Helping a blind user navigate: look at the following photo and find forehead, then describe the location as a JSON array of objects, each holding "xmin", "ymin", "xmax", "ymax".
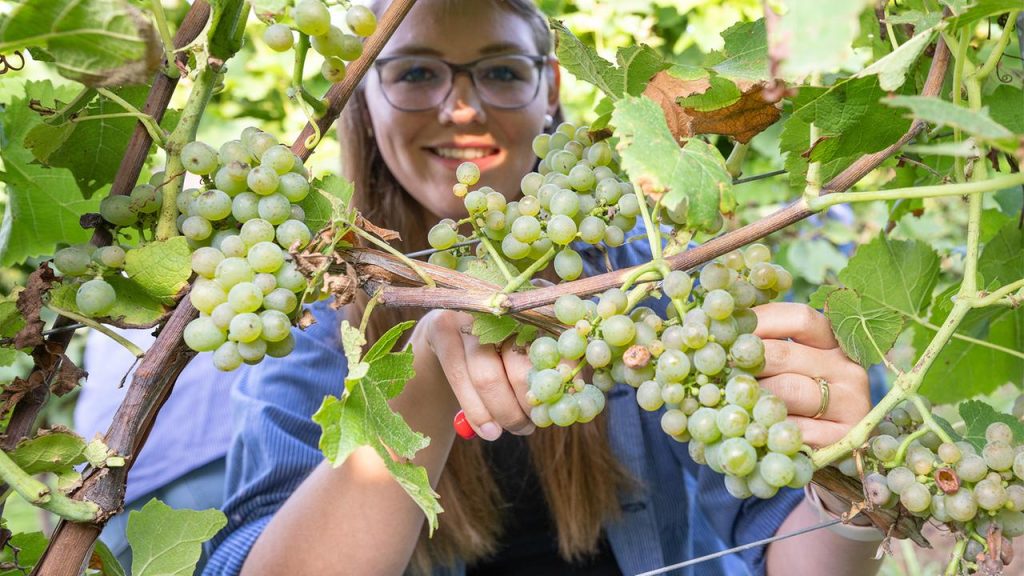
[{"xmin": 379, "ymin": 1, "xmax": 539, "ymax": 60}]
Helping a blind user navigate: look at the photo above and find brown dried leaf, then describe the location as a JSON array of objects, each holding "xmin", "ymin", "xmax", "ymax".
[
  {"xmin": 0, "ymin": 377, "xmax": 36, "ymax": 419},
  {"xmin": 356, "ymin": 214, "xmax": 401, "ymax": 242},
  {"xmin": 642, "ymin": 71, "xmax": 783, "ymax": 144},
  {"xmin": 14, "ymin": 263, "xmax": 58, "ymax": 349}
]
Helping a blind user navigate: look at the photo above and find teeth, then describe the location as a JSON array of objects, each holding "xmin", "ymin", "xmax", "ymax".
[{"xmin": 433, "ymin": 147, "xmax": 493, "ymax": 160}]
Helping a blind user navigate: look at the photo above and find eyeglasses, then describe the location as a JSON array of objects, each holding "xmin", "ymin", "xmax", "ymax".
[{"xmin": 373, "ymin": 53, "xmax": 548, "ymax": 112}]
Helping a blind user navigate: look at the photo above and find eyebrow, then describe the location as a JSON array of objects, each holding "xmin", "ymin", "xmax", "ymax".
[{"xmin": 390, "ymin": 42, "xmax": 536, "ymax": 57}]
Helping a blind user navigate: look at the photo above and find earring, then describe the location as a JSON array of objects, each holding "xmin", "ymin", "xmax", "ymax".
[{"xmin": 543, "ymin": 114, "xmax": 554, "ymax": 129}]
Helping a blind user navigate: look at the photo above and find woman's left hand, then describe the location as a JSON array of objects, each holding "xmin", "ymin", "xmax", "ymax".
[{"xmin": 753, "ymin": 302, "xmax": 871, "ymax": 447}]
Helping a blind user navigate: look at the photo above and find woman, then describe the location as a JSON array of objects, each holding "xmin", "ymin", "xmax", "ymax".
[{"xmin": 204, "ymin": 1, "xmax": 883, "ymax": 574}]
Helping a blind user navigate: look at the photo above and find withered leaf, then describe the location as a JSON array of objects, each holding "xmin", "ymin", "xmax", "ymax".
[{"xmin": 356, "ymin": 214, "xmax": 401, "ymax": 242}]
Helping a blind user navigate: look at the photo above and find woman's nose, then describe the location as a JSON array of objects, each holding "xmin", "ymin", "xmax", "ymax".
[{"xmin": 438, "ymin": 74, "xmax": 487, "ymax": 125}]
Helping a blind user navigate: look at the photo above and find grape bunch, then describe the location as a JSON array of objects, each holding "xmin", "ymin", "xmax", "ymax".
[
  {"xmin": 524, "ymin": 244, "xmax": 808, "ymax": 499},
  {"xmin": 426, "ymin": 121, "xmax": 644, "ymax": 281},
  {"xmin": 262, "ymin": 0, "xmax": 377, "ymax": 83},
  {"xmin": 174, "ymin": 128, "xmax": 315, "ymax": 370},
  {"xmin": 847, "ymin": 400, "xmax": 1024, "ymax": 543}
]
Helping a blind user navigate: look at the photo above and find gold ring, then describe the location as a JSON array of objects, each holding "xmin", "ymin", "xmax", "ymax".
[{"xmin": 812, "ymin": 377, "xmax": 830, "ymax": 419}]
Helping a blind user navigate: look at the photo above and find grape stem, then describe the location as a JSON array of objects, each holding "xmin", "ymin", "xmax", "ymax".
[
  {"xmin": 724, "ymin": 143, "xmax": 748, "ymax": 179},
  {"xmin": 501, "ymin": 247, "xmax": 556, "ymax": 294},
  {"xmin": 46, "ymin": 305, "xmax": 145, "ymax": 358},
  {"xmin": 149, "ymin": 0, "xmax": 180, "ymax": 79},
  {"xmin": 633, "ymin": 182, "xmax": 662, "ymax": 260},
  {"xmin": 944, "ymin": 538, "xmax": 968, "ymax": 576},
  {"xmin": 475, "ymin": 233, "xmax": 515, "ymax": 284},
  {"xmin": 910, "ymin": 395, "xmax": 955, "ymax": 445},
  {"xmin": 0, "ymin": 448, "xmax": 100, "ymax": 523},
  {"xmin": 351, "ymin": 226, "xmax": 436, "ymax": 288},
  {"xmin": 43, "ymin": 87, "xmax": 97, "ymax": 126},
  {"xmin": 291, "ymin": 34, "xmax": 328, "ymax": 117},
  {"xmin": 881, "ymin": 426, "xmax": 929, "ymax": 469},
  {"xmin": 805, "ymin": 173, "xmax": 1024, "ymax": 212},
  {"xmin": 973, "ymin": 11, "xmax": 1019, "ymax": 82},
  {"xmin": 968, "ymin": 277, "xmax": 1024, "ymax": 308},
  {"xmin": 95, "ymin": 88, "xmax": 168, "ymax": 148}
]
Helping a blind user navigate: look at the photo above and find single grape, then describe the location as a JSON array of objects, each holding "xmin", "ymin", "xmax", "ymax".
[
  {"xmin": 693, "ymin": 342, "xmax": 727, "ymax": 376},
  {"xmin": 455, "ymin": 162, "xmax": 481, "ymax": 186},
  {"xmin": 975, "ymin": 478, "xmax": 1008, "ymax": 511},
  {"xmin": 603, "ymin": 225, "xmax": 625, "ymax": 247},
  {"xmin": 258, "ymin": 194, "xmax": 292, "ymax": 225},
  {"xmin": 699, "ymin": 263, "xmax": 731, "ymax": 291},
  {"xmin": 661, "ymin": 409, "xmax": 688, "ymax": 437},
  {"xmin": 184, "ymin": 317, "xmax": 227, "ymax": 352},
  {"xmin": 322, "ymin": 57, "xmax": 346, "ymax": 83},
  {"xmin": 983, "ymin": 440, "xmax": 1014, "ymax": 472},
  {"xmin": 767, "ymin": 420, "xmax": 802, "ymax": 456},
  {"xmin": 266, "ymin": 332, "xmax": 296, "ymax": 358},
  {"xmin": 636, "ymin": 380, "xmax": 664, "ymax": 412},
  {"xmin": 546, "ymin": 215, "xmax": 577, "ymax": 245},
  {"xmin": 219, "ymin": 235, "xmax": 247, "ymax": 258},
  {"xmin": 760, "ymin": 452, "xmax": 796, "ymax": 488},
  {"xmin": 789, "ymin": 453, "xmax": 814, "ymax": 489},
  {"xmin": 702, "ymin": 289, "xmax": 735, "ymax": 320},
  {"xmin": 247, "ymin": 166, "xmax": 280, "ymax": 196},
  {"xmin": 731, "ymin": 333, "xmax": 765, "ymax": 370},
  {"xmin": 745, "ymin": 422, "xmax": 768, "ymax": 448},
  {"xmin": 259, "ymin": 310, "xmax": 292, "ymax": 342},
  {"xmin": 870, "ymin": 435, "xmax": 899, "ymax": 462},
  {"xmin": 181, "ymin": 215, "xmax": 212, "ymax": 241},
  {"xmin": 263, "ymin": 23, "xmax": 294, "ymax": 52},
  {"xmin": 529, "ymin": 337, "xmax": 560, "ymax": 370},
  {"xmin": 99, "ymin": 195, "xmax": 138, "ymax": 227},
  {"xmin": 238, "ymin": 339, "xmax": 267, "ymax": 364},
  {"xmin": 275, "ymin": 261, "xmax": 307, "ymax": 292},
  {"xmin": 554, "ymin": 248, "xmax": 582, "ymax": 281},
  {"xmin": 752, "ymin": 394, "xmax": 787, "ymax": 427},
  {"xmin": 240, "ymin": 218, "xmax": 276, "ymax": 246},
  {"xmin": 428, "ymin": 222, "xmax": 458, "ymax": 251},
  {"xmin": 655, "ymin": 350, "xmax": 690, "ymax": 383},
  {"xmin": 687, "ymin": 407, "xmax": 721, "ymax": 444},
  {"xmin": 95, "ymin": 245, "xmax": 126, "ymax": 269},
  {"xmin": 956, "ymin": 453, "xmax": 989, "ymax": 483},
  {"xmin": 885, "ymin": 467, "xmax": 916, "ymax": 495},
  {"xmin": 129, "ymin": 184, "xmax": 161, "ymax": 214},
  {"xmin": 248, "ymin": 241, "xmax": 285, "ymax": 274},
  {"xmin": 190, "ymin": 278, "xmax": 228, "ymax": 314},
  {"xmin": 293, "ymin": 0, "xmax": 331, "ymax": 36},
  {"xmin": 264, "ymin": 288, "xmax": 298, "ymax": 314},
  {"xmin": 718, "ymin": 437, "xmax": 757, "ymax": 477},
  {"xmin": 748, "ymin": 262, "xmax": 778, "ymax": 290},
  {"xmin": 210, "ymin": 302, "xmax": 236, "ymax": 331},
  {"xmin": 229, "ymin": 312, "xmax": 263, "ymax": 343},
  {"xmin": 946, "ymin": 488, "xmax": 978, "ymax": 522},
  {"xmin": 697, "ymin": 383, "xmax": 722, "ymax": 407},
  {"xmin": 54, "ymin": 246, "xmax": 92, "ymax": 276},
  {"xmin": 557, "ymin": 329, "xmax": 587, "ymax": 360},
  {"xmin": 743, "ymin": 243, "xmax": 771, "ymax": 267},
  {"xmin": 261, "ymin": 145, "xmax": 296, "ymax": 175},
  {"xmin": 346, "ymin": 4, "xmax": 377, "ymax": 37},
  {"xmin": 602, "ymin": 315, "xmax": 636, "ymax": 348},
  {"xmin": 213, "ymin": 341, "xmax": 243, "ymax": 371},
  {"xmin": 585, "ymin": 339, "xmax": 612, "ymax": 369},
  {"xmin": 195, "ymin": 189, "xmax": 232, "ymax": 221},
  {"xmin": 231, "ymin": 192, "xmax": 261, "ymax": 223},
  {"xmin": 501, "ymin": 235, "xmax": 530, "ymax": 260},
  {"xmin": 549, "ymin": 394, "xmax": 581, "ymax": 427},
  {"xmin": 215, "ymin": 257, "xmax": 255, "ymax": 289},
  {"xmin": 76, "ymin": 278, "xmax": 116, "ymax": 317},
  {"xmin": 900, "ymin": 482, "xmax": 933, "ymax": 514},
  {"xmin": 276, "ymin": 220, "xmax": 312, "ymax": 250},
  {"xmin": 716, "ymin": 404, "xmax": 750, "ymax": 438},
  {"xmin": 181, "ymin": 141, "xmax": 218, "ymax": 175},
  {"xmin": 228, "ymin": 282, "xmax": 264, "ymax": 313}
]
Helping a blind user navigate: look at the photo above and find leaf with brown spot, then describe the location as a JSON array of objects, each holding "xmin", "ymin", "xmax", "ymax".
[{"xmin": 14, "ymin": 263, "xmax": 58, "ymax": 349}]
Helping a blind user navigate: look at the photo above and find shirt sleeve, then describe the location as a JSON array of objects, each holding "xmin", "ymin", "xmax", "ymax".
[{"xmin": 203, "ymin": 303, "xmax": 349, "ymax": 576}]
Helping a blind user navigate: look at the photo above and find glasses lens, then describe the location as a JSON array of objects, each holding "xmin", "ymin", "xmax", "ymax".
[
  {"xmin": 378, "ymin": 57, "xmax": 452, "ymax": 111},
  {"xmin": 473, "ymin": 55, "xmax": 542, "ymax": 109}
]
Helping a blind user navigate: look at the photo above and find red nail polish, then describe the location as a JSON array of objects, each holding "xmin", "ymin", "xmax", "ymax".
[{"xmin": 453, "ymin": 410, "xmax": 476, "ymax": 439}]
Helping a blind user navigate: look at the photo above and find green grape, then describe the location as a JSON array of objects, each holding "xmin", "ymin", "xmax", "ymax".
[
  {"xmin": 95, "ymin": 245, "xmax": 126, "ymax": 269},
  {"xmin": 975, "ymin": 478, "xmax": 1008, "ymax": 511},
  {"xmin": 228, "ymin": 282, "xmax": 264, "ymax": 313},
  {"xmin": 661, "ymin": 409, "xmax": 688, "ymax": 437},
  {"xmin": 554, "ymin": 295, "xmax": 586, "ymax": 326},
  {"xmin": 427, "ymin": 222, "xmax": 457, "ymax": 251},
  {"xmin": 758, "ymin": 453, "xmax": 795, "ymax": 488},
  {"xmin": 455, "ymin": 161, "xmax": 481, "ymax": 186},
  {"xmin": 870, "ymin": 435, "xmax": 899, "ymax": 463},
  {"xmin": 662, "ymin": 271, "xmax": 692, "ymax": 301},
  {"xmin": 229, "ymin": 312, "xmax": 263, "ymax": 343},
  {"xmin": 603, "ymin": 225, "xmax": 625, "ymax": 247},
  {"xmin": 956, "ymin": 454, "xmax": 988, "ymax": 483},
  {"xmin": 76, "ymin": 278, "xmax": 116, "ymax": 317},
  {"xmin": 215, "ymin": 257, "xmax": 255, "ymax": 289},
  {"xmin": 986, "ymin": 422, "xmax": 1014, "ymax": 444},
  {"xmin": 699, "ymin": 263, "xmax": 731, "ymax": 291},
  {"xmin": 743, "ymin": 243, "xmax": 771, "ymax": 267},
  {"xmin": 248, "ymin": 241, "xmax": 285, "ymax": 274},
  {"xmin": 906, "ymin": 446, "xmax": 935, "ymax": 475},
  {"xmin": 864, "ymin": 473, "xmax": 891, "ymax": 506},
  {"xmin": 680, "ymin": 323, "xmax": 708, "ymax": 350},
  {"xmin": 945, "ymin": 488, "xmax": 978, "ymax": 522},
  {"xmin": 531, "ymin": 133, "xmax": 550, "ymax": 159},
  {"xmin": 983, "ymin": 441, "xmax": 1014, "ymax": 471},
  {"xmin": 685, "ymin": 308, "xmax": 711, "ymax": 328},
  {"xmin": 54, "ymin": 246, "xmax": 93, "ymax": 276},
  {"xmin": 259, "ymin": 310, "xmax": 292, "ymax": 342},
  {"xmin": 181, "ymin": 141, "xmax": 218, "ymax": 175},
  {"xmin": 549, "ymin": 394, "xmax": 581, "ymax": 427},
  {"xmin": 752, "ymin": 394, "xmax": 787, "ymax": 428},
  {"xmin": 789, "ymin": 453, "xmax": 814, "ymax": 489},
  {"xmin": 219, "ymin": 235, "xmax": 247, "ymax": 258},
  {"xmin": 129, "ymin": 184, "xmax": 161, "ymax": 214},
  {"xmin": 216, "ymin": 164, "xmax": 250, "ymax": 196},
  {"xmin": 346, "ymin": 4, "xmax": 376, "ymax": 37},
  {"xmin": 293, "ymin": 0, "xmax": 331, "ymax": 36},
  {"xmin": 748, "ymin": 262, "xmax": 777, "ymax": 290},
  {"xmin": 238, "ymin": 339, "xmax": 267, "ymax": 364},
  {"xmin": 428, "ymin": 250, "xmax": 457, "ymax": 268},
  {"xmin": 100, "ymin": 195, "xmax": 138, "ymax": 227},
  {"xmin": 697, "ymin": 383, "xmax": 722, "ymax": 407},
  {"xmin": 661, "ymin": 382, "xmax": 686, "ymax": 405},
  {"xmin": 264, "ymin": 287, "xmax": 298, "ymax": 314},
  {"xmin": 688, "ymin": 407, "xmax": 721, "ymax": 444},
  {"xmin": 937, "ymin": 442, "xmax": 962, "ymax": 465},
  {"xmin": 597, "ymin": 289, "xmax": 627, "ymax": 319},
  {"xmin": 725, "ymin": 374, "xmax": 759, "ymax": 410},
  {"xmin": 693, "ymin": 342, "xmax": 727, "ymax": 376},
  {"xmin": 261, "ymin": 145, "xmax": 296, "ymax": 175},
  {"xmin": 702, "ymin": 289, "xmax": 735, "ymax": 321},
  {"xmin": 727, "ymin": 280, "xmax": 758, "ymax": 310},
  {"xmin": 557, "ymin": 329, "xmax": 586, "ymax": 360},
  {"xmin": 263, "ymin": 23, "xmax": 294, "ymax": 51},
  {"xmin": 719, "ymin": 437, "xmax": 757, "ymax": 477},
  {"xmin": 548, "ymin": 189, "xmax": 579, "ymax": 217},
  {"xmin": 595, "ymin": 178, "xmax": 621, "ymax": 205},
  {"xmin": 275, "ymin": 261, "xmax": 307, "ymax": 292},
  {"xmin": 636, "ymin": 380, "xmax": 664, "ymax": 412},
  {"xmin": 655, "ymin": 350, "xmax": 690, "ymax": 383},
  {"xmin": 716, "ymin": 404, "xmax": 750, "ymax": 438},
  {"xmin": 554, "ymin": 248, "xmax": 583, "ymax": 281},
  {"xmin": 529, "ymin": 369, "xmax": 562, "ymax": 403},
  {"xmin": 745, "ymin": 422, "xmax": 768, "ymax": 448},
  {"xmin": 247, "ymin": 166, "xmax": 280, "ymax": 196},
  {"xmin": 322, "ymin": 57, "xmax": 346, "ymax": 83},
  {"xmin": 181, "ymin": 216, "xmax": 213, "ymax": 241},
  {"xmin": 568, "ymin": 165, "xmax": 595, "ymax": 192},
  {"xmin": 195, "ymin": 189, "xmax": 232, "ymax": 221},
  {"xmin": 184, "ymin": 317, "xmax": 227, "ymax": 352},
  {"xmin": 266, "ymin": 332, "xmax": 296, "ymax": 357},
  {"xmin": 277, "ymin": 173, "xmax": 310, "ymax": 203},
  {"xmin": 575, "ymin": 216, "xmax": 603, "ymax": 245},
  {"xmin": 709, "ymin": 317, "xmax": 739, "ymax": 348},
  {"xmin": 767, "ymin": 420, "xmax": 802, "ymax": 456},
  {"xmin": 885, "ymin": 466, "xmax": 915, "ymax": 494},
  {"xmin": 730, "ymin": 333, "xmax": 765, "ymax": 370},
  {"xmin": 587, "ymin": 140, "xmax": 612, "ymax": 166},
  {"xmin": 276, "ymin": 220, "xmax": 312, "ymax": 250},
  {"xmin": 897, "ymin": 482, "xmax": 931, "ymax": 515},
  {"xmin": 256, "ymin": 274, "xmax": 279, "ymax": 295},
  {"xmin": 240, "ymin": 218, "xmax": 276, "ymax": 246},
  {"xmin": 773, "ymin": 266, "xmax": 793, "ymax": 292},
  {"xmin": 724, "ymin": 475, "xmax": 753, "ymax": 499},
  {"xmin": 291, "ymin": 205, "xmax": 306, "ymax": 221},
  {"xmin": 546, "ymin": 215, "xmax": 577, "ymax": 245},
  {"xmin": 1015, "ymin": 452, "xmax": 1024, "ymax": 481},
  {"xmin": 576, "ymin": 385, "xmax": 606, "ymax": 423},
  {"xmin": 616, "ymin": 194, "xmax": 639, "ymax": 218},
  {"xmin": 602, "ymin": 315, "xmax": 636, "ymax": 348},
  {"xmin": 258, "ymin": 194, "xmax": 292, "ymax": 225},
  {"xmin": 547, "ymin": 150, "xmax": 576, "ymax": 174},
  {"xmin": 529, "ymin": 337, "xmax": 560, "ymax": 370},
  {"xmin": 500, "ymin": 235, "xmax": 529, "ymax": 260},
  {"xmin": 190, "ymin": 278, "xmax": 228, "ymax": 314},
  {"xmin": 213, "ymin": 341, "xmax": 243, "ymax": 371},
  {"xmin": 585, "ymin": 339, "xmax": 612, "ymax": 368}
]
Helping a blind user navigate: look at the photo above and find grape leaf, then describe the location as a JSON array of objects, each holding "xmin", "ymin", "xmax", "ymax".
[
  {"xmin": 854, "ymin": 25, "xmax": 939, "ymax": 91},
  {"xmin": 470, "ymin": 313, "xmax": 519, "ymax": 345},
  {"xmin": 782, "ymin": 239, "xmax": 848, "ymax": 285},
  {"xmin": 884, "ymin": 96, "xmax": 1017, "ymax": 150},
  {"xmin": 948, "ymin": 0, "xmax": 1024, "ymax": 30},
  {"xmin": 0, "ymin": 81, "xmax": 103, "ymax": 267},
  {"xmin": 301, "ymin": 174, "xmax": 354, "ymax": 233},
  {"xmin": 8, "ymin": 429, "xmax": 87, "ymax": 475},
  {"xmin": 0, "ymin": 294, "xmax": 27, "ymax": 367},
  {"xmin": 988, "ymin": 84, "xmax": 1024, "ymax": 136},
  {"xmin": 707, "ymin": 20, "xmax": 770, "ymax": 82},
  {"xmin": 549, "ymin": 20, "xmax": 667, "ymax": 100},
  {"xmin": 814, "ymin": 237, "xmax": 940, "ymax": 365},
  {"xmin": 0, "ymin": 0, "xmax": 161, "ymax": 87},
  {"xmin": 611, "ymin": 95, "xmax": 734, "ymax": 232},
  {"xmin": 462, "ymin": 257, "xmax": 508, "ymax": 287},
  {"xmin": 126, "ymin": 499, "xmax": 226, "ymax": 576},
  {"xmin": 676, "ymin": 74, "xmax": 742, "ymax": 112},
  {"xmin": 91, "ymin": 539, "xmax": 126, "ymax": 576},
  {"xmin": 124, "ymin": 237, "xmax": 192, "ymax": 305},
  {"xmin": 769, "ymin": 0, "xmax": 873, "ymax": 81},
  {"xmin": 0, "ymin": 532, "xmax": 48, "ymax": 576},
  {"xmin": 958, "ymin": 399, "xmax": 1024, "ymax": 450},
  {"xmin": 616, "ymin": 45, "xmax": 668, "ymax": 97},
  {"xmin": 314, "ymin": 320, "xmax": 440, "ymax": 532}
]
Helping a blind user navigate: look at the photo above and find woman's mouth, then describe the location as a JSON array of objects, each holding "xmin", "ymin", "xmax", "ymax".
[{"xmin": 426, "ymin": 146, "xmax": 503, "ymax": 171}]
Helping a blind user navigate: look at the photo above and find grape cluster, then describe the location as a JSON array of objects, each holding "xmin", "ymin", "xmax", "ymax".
[
  {"xmin": 524, "ymin": 244, "xmax": 807, "ymax": 498},
  {"xmin": 846, "ymin": 400, "xmax": 1024, "ymax": 541},
  {"xmin": 426, "ymin": 121, "xmax": 643, "ymax": 281},
  {"xmin": 175, "ymin": 128, "xmax": 314, "ymax": 370},
  {"xmin": 262, "ymin": 0, "xmax": 376, "ymax": 83}
]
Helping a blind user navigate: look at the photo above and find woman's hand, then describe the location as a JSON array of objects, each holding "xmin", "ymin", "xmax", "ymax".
[
  {"xmin": 753, "ymin": 302, "xmax": 871, "ymax": 447},
  {"xmin": 413, "ymin": 309, "xmax": 536, "ymax": 441}
]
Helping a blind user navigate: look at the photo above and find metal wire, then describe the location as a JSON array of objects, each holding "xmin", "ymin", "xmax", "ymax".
[
  {"xmin": 733, "ymin": 168, "xmax": 787, "ymax": 185},
  {"xmin": 634, "ymin": 518, "xmax": 842, "ymax": 576}
]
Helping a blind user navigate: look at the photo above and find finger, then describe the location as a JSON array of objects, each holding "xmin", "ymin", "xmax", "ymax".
[
  {"xmin": 459, "ymin": 329, "xmax": 534, "ymax": 436},
  {"xmin": 758, "ymin": 373, "xmax": 830, "ymax": 420},
  {"xmin": 428, "ymin": 315, "xmax": 501, "ymax": 440},
  {"xmin": 753, "ymin": 303, "xmax": 839, "ymax": 350},
  {"xmin": 788, "ymin": 416, "xmax": 852, "ymax": 448},
  {"xmin": 501, "ymin": 339, "xmax": 534, "ymax": 417},
  {"xmin": 759, "ymin": 339, "xmax": 855, "ymax": 381}
]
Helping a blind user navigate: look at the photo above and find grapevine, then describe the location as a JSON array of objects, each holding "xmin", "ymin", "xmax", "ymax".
[{"xmin": 0, "ymin": 1, "xmax": 1022, "ymax": 576}]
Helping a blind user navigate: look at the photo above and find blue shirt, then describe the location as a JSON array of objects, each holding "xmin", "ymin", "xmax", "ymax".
[{"xmin": 203, "ymin": 240, "xmax": 804, "ymax": 576}]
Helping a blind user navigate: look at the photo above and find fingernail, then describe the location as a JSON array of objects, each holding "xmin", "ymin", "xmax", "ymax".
[
  {"xmin": 479, "ymin": 422, "xmax": 502, "ymax": 441},
  {"xmin": 453, "ymin": 411, "xmax": 475, "ymax": 439}
]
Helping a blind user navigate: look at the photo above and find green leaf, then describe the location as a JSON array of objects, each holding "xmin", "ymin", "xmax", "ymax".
[
  {"xmin": 783, "ymin": 239, "xmax": 848, "ymax": 285},
  {"xmin": 549, "ymin": 20, "xmax": 667, "ymax": 100},
  {"xmin": 978, "ymin": 219, "xmax": 1024, "ymax": 285},
  {"xmin": 302, "ymin": 174, "xmax": 354, "ymax": 233},
  {"xmin": 366, "ymin": 349, "xmax": 415, "ymax": 399},
  {"xmin": 515, "ymin": 324, "xmax": 539, "ymax": 347},
  {"xmin": 313, "ymin": 393, "xmax": 368, "ymax": 464},
  {"xmin": 824, "ymin": 288, "xmax": 906, "ymax": 365},
  {"xmin": 363, "ymin": 320, "xmax": 415, "ymax": 364},
  {"xmin": 948, "ymin": 0, "xmax": 1024, "ymax": 29},
  {"xmin": 988, "ymin": 84, "xmax": 1024, "ymax": 135},
  {"xmin": 615, "ymin": 45, "xmax": 669, "ymax": 97},
  {"xmin": 126, "ymin": 499, "xmax": 226, "ymax": 576},
  {"xmin": 958, "ymin": 399, "xmax": 1024, "ymax": 450},
  {"xmin": 340, "ymin": 319, "xmax": 369, "ymax": 380},
  {"xmin": 462, "ymin": 257, "xmax": 508, "ymax": 287},
  {"xmin": 0, "ymin": 294, "xmax": 27, "ymax": 367},
  {"xmin": 884, "ymin": 95, "xmax": 1017, "ymax": 148},
  {"xmin": 470, "ymin": 313, "xmax": 519, "ymax": 345},
  {"xmin": 24, "ymin": 86, "xmax": 158, "ymax": 197},
  {"xmin": 124, "ymin": 237, "xmax": 192, "ymax": 305},
  {"xmin": 611, "ymin": 95, "xmax": 734, "ymax": 232},
  {"xmin": 707, "ymin": 20, "xmax": 769, "ymax": 82},
  {"xmin": 378, "ymin": 450, "xmax": 442, "ymax": 534},
  {"xmin": 92, "ymin": 538, "xmax": 127, "ymax": 576},
  {"xmin": 855, "ymin": 26, "xmax": 940, "ymax": 91},
  {"xmin": 770, "ymin": 0, "xmax": 874, "ymax": 80},
  {"xmin": 8, "ymin": 429, "xmax": 87, "ymax": 475},
  {"xmin": 0, "ymin": 0, "xmax": 160, "ymax": 87},
  {"xmin": 0, "ymin": 81, "xmax": 104, "ymax": 266},
  {"xmin": 0, "ymin": 532, "xmax": 48, "ymax": 576},
  {"xmin": 677, "ymin": 74, "xmax": 742, "ymax": 112},
  {"xmin": 49, "ymin": 276, "xmax": 169, "ymax": 328}
]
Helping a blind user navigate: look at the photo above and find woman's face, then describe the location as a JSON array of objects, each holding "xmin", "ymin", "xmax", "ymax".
[{"xmin": 365, "ymin": 1, "xmax": 559, "ymax": 221}]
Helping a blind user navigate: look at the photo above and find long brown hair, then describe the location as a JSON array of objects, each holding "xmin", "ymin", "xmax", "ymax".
[{"xmin": 341, "ymin": 1, "xmax": 634, "ymax": 572}]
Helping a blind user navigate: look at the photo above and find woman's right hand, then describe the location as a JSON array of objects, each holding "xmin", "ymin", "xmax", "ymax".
[{"xmin": 411, "ymin": 309, "xmax": 536, "ymax": 441}]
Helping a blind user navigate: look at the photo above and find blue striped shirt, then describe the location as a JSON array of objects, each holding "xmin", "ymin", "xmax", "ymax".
[{"xmin": 204, "ymin": 240, "xmax": 804, "ymax": 576}]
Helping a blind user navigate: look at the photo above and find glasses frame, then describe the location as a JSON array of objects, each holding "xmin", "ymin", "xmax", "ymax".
[{"xmin": 373, "ymin": 53, "xmax": 549, "ymax": 112}]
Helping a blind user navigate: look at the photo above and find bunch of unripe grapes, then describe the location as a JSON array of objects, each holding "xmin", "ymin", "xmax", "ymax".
[
  {"xmin": 262, "ymin": 0, "xmax": 377, "ymax": 83},
  {"xmin": 851, "ymin": 400, "xmax": 1024, "ymax": 543},
  {"xmin": 524, "ymin": 244, "xmax": 806, "ymax": 499},
  {"xmin": 175, "ymin": 127, "xmax": 314, "ymax": 370},
  {"xmin": 425, "ymin": 121, "xmax": 642, "ymax": 281}
]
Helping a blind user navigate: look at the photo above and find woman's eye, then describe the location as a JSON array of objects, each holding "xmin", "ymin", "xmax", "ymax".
[
  {"xmin": 398, "ymin": 67, "xmax": 434, "ymax": 82},
  {"xmin": 481, "ymin": 66, "xmax": 521, "ymax": 82}
]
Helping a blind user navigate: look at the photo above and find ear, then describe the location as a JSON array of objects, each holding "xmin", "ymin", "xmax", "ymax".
[{"xmin": 546, "ymin": 57, "xmax": 561, "ymax": 117}]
